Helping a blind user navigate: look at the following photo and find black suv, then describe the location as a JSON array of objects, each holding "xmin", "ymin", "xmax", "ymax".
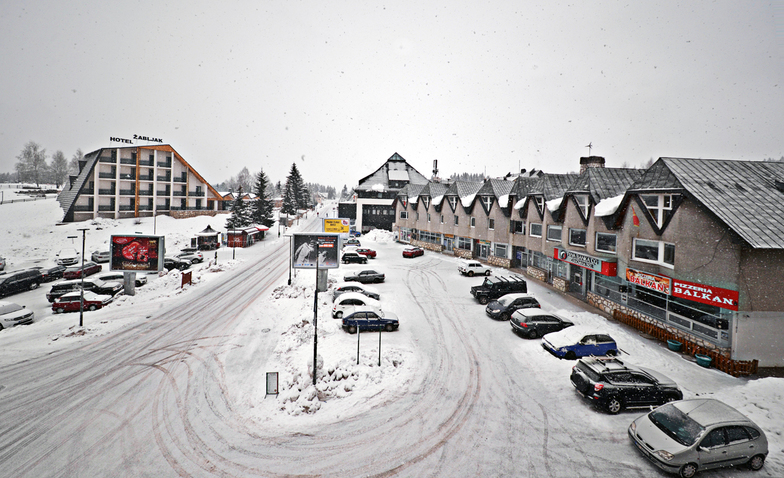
[
  {"xmin": 470, "ymin": 274, "xmax": 527, "ymax": 304},
  {"xmin": 570, "ymin": 357, "xmax": 683, "ymax": 414},
  {"xmin": 0, "ymin": 269, "xmax": 44, "ymax": 297}
]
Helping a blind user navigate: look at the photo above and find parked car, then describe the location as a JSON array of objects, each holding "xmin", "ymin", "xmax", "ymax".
[
  {"xmin": 332, "ymin": 282, "xmax": 380, "ymax": 301},
  {"xmin": 55, "ymin": 248, "xmax": 80, "ymax": 266},
  {"xmin": 0, "ymin": 300, "xmax": 34, "ymax": 330},
  {"xmin": 570, "ymin": 356, "xmax": 683, "ymax": 414},
  {"xmin": 46, "ymin": 278, "xmax": 123, "ymax": 302},
  {"xmin": 0, "ymin": 269, "xmax": 44, "ymax": 297},
  {"xmin": 35, "ymin": 264, "xmax": 67, "ymax": 282},
  {"xmin": 458, "ymin": 260, "xmax": 491, "ymax": 277},
  {"xmin": 52, "ymin": 291, "xmax": 113, "ymax": 313},
  {"xmin": 402, "ymin": 246, "xmax": 424, "ymax": 258},
  {"xmin": 343, "ymin": 269, "xmax": 385, "ymax": 284},
  {"xmin": 332, "ymin": 292, "xmax": 382, "ymax": 318},
  {"xmin": 341, "ymin": 307, "xmax": 399, "ymax": 333},
  {"xmin": 343, "ymin": 238, "xmax": 361, "ymax": 248},
  {"xmin": 541, "ymin": 325, "xmax": 618, "ymax": 359},
  {"xmin": 628, "ymin": 398, "xmax": 768, "ymax": 477},
  {"xmin": 470, "ymin": 274, "xmax": 527, "ymax": 304},
  {"xmin": 163, "ymin": 257, "xmax": 191, "ymax": 271},
  {"xmin": 485, "ymin": 293, "xmax": 541, "ymax": 320},
  {"xmin": 354, "ymin": 247, "xmax": 377, "ymax": 259},
  {"xmin": 176, "ymin": 249, "xmax": 204, "ymax": 264},
  {"xmin": 341, "ymin": 251, "xmax": 368, "ymax": 264},
  {"xmin": 96, "ymin": 272, "xmax": 148, "ymax": 287},
  {"xmin": 0, "ymin": 256, "xmax": 6, "ymax": 271},
  {"xmin": 510, "ymin": 308, "xmax": 574, "ymax": 338},
  {"xmin": 63, "ymin": 261, "xmax": 102, "ymax": 280},
  {"xmin": 91, "ymin": 250, "xmax": 111, "ymax": 263}
]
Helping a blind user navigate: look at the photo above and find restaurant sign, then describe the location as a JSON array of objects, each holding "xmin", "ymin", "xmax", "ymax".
[
  {"xmin": 554, "ymin": 248, "xmax": 617, "ymax": 276},
  {"xmin": 672, "ymin": 278, "xmax": 739, "ymax": 311},
  {"xmin": 626, "ymin": 268, "xmax": 671, "ymax": 294}
]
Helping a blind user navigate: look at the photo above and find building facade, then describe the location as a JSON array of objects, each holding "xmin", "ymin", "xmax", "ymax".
[{"xmin": 58, "ymin": 144, "xmax": 224, "ymax": 222}]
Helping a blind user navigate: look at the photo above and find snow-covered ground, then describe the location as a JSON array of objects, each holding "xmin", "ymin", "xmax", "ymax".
[{"xmin": 0, "ymin": 187, "xmax": 782, "ymax": 477}]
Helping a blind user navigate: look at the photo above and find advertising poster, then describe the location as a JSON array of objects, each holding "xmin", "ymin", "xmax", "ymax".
[
  {"xmin": 292, "ymin": 233, "xmax": 340, "ymax": 269},
  {"xmin": 110, "ymin": 235, "xmax": 164, "ymax": 272},
  {"xmin": 323, "ymin": 218, "xmax": 350, "ymax": 234}
]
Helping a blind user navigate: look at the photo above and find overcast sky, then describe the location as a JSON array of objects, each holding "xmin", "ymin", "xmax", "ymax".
[{"xmin": 2, "ymin": 1, "xmax": 782, "ymax": 189}]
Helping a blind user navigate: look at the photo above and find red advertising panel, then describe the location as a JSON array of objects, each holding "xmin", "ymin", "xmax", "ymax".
[
  {"xmin": 626, "ymin": 268, "xmax": 671, "ymax": 294},
  {"xmin": 110, "ymin": 235, "xmax": 164, "ymax": 272},
  {"xmin": 672, "ymin": 279, "xmax": 739, "ymax": 311}
]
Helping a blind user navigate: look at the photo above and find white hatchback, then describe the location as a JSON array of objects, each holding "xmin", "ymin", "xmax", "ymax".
[{"xmin": 332, "ymin": 292, "xmax": 381, "ymax": 318}]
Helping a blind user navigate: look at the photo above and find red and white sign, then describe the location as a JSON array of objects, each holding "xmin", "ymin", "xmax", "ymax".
[
  {"xmin": 555, "ymin": 248, "xmax": 617, "ymax": 276},
  {"xmin": 626, "ymin": 268, "xmax": 671, "ymax": 294},
  {"xmin": 672, "ymin": 279, "xmax": 739, "ymax": 311}
]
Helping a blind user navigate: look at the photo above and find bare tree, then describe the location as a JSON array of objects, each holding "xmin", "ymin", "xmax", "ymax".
[
  {"xmin": 69, "ymin": 148, "xmax": 84, "ymax": 175},
  {"xmin": 49, "ymin": 151, "xmax": 69, "ymax": 188},
  {"xmin": 236, "ymin": 167, "xmax": 252, "ymax": 194},
  {"xmin": 15, "ymin": 141, "xmax": 48, "ymax": 187}
]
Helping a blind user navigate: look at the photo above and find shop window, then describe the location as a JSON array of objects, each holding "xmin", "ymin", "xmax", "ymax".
[
  {"xmin": 596, "ymin": 232, "xmax": 617, "ymax": 253},
  {"xmin": 569, "ymin": 228, "xmax": 586, "ymax": 246},
  {"xmin": 530, "ymin": 223, "xmax": 542, "ymax": 237},
  {"xmin": 632, "ymin": 238, "xmax": 675, "ymax": 267},
  {"xmin": 640, "ymin": 193, "xmax": 674, "ymax": 228},
  {"xmin": 489, "ymin": 218, "xmax": 495, "ymax": 230},
  {"xmin": 494, "ymin": 243, "xmax": 508, "ymax": 258},
  {"xmin": 457, "ymin": 236, "xmax": 472, "ymax": 250},
  {"xmin": 546, "ymin": 225, "xmax": 562, "ymax": 242}
]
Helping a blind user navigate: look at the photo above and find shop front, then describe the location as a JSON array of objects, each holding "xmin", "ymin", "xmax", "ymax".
[{"xmin": 553, "ymin": 248, "xmax": 618, "ymax": 298}]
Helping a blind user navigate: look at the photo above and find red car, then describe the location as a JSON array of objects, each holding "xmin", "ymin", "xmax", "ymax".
[
  {"xmin": 51, "ymin": 291, "xmax": 113, "ymax": 313},
  {"xmin": 355, "ymin": 247, "xmax": 377, "ymax": 258},
  {"xmin": 402, "ymin": 246, "xmax": 424, "ymax": 258},
  {"xmin": 62, "ymin": 261, "xmax": 102, "ymax": 280}
]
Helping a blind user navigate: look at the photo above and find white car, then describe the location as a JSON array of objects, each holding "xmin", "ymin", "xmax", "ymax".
[
  {"xmin": 332, "ymin": 282, "xmax": 380, "ymax": 301},
  {"xmin": 332, "ymin": 292, "xmax": 382, "ymax": 318},
  {"xmin": 0, "ymin": 300, "xmax": 34, "ymax": 330},
  {"xmin": 56, "ymin": 248, "xmax": 80, "ymax": 266},
  {"xmin": 176, "ymin": 248, "xmax": 204, "ymax": 264},
  {"xmin": 458, "ymin": 260, "xmax": 491, "ymax": 277}
]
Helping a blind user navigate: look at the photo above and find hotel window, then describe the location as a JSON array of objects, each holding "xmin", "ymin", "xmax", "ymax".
[
  {"xmin": 546, "ymin": 225, "xmax": 562, "ymax": 242},
  {"xmin": 632, "ymin": 238, "xmax": 675, "ymax": 267},
  {"xmin": 470, "ymin": 217, "xmax": 476, "ymax": 228},
  {"xmin": 574, "ymin": 195, "xmax": 590, "ymax": 219},
  {"xmin": 454, "ymin": 215, "xmax": 459, "ymax": 226},
  {"xmin": 530, "ymin": 223, "xmax": 542, "ymax": 237},
  {"xmin": 488, "ymin": 218, "xmax": 495, "ymax": 230},
  {"xmin": 595, "ymin": 232, "xmax": 617, "ymax": 253},
  {"xmin": 569, "ymin": 228, "xmax": 586, "ymax": 246},
  {"xmin": 640, "ymin": 193, "xmax": 674, "ymax": 228}
]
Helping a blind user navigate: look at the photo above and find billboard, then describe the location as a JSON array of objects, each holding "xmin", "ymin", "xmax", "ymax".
[
  {"xmin": 323, "ymin": 218, "xmax": 350, "ymax": 234},
  {"xmin": 292, "ymin": 233, "xmax": 340, "ymax": 269},
  {"xmin": 110, "ymin": 235, "xmax": 164, "ymax": 272}
]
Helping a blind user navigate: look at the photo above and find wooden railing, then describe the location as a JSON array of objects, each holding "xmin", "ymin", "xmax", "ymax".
[{"xmin": 612, "ymin": 310, "xmax": 758, "ymax": 377}]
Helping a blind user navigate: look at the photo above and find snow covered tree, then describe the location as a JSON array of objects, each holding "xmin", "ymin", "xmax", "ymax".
[
  {"xmin": 250, "ymin": 169, "xmax": 275, "ymax": 227},
  {"xmin": 225, "ymin": 186, "xmax": 252, "ymax": 229},
  {"xmin": 281, "ymin": 162, "xmax": 305, "ymax": 215}
]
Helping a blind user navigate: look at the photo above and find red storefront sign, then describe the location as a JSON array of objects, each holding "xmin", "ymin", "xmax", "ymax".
[
  {"xmin": 672, "ymin": 279, "xmax": 739, "ymax": 311},
  {"xmin": 626, "ymin": 268, "xmax": 671, "ymax": 294},
  {"xmin": 554, "ymin": 248, "xmax": 617, "ymax": 276}
]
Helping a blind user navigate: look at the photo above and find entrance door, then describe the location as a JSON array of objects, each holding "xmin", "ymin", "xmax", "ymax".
[
  {"xmin": 444, "ymin": 237, "xmax": 453, "ymax": 252},
  {"xmin": 477, "ymin": 242, "xmax": 490, "ymax": 259},
  {"xmin": 569, "ymin": 266, "xmax": 584, "ymax": 295}
]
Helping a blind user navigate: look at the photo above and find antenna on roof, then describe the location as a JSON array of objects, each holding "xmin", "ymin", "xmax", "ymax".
[
  {"xmin": 432, "ymin": 159, "xmax": 439, "ymax": 181},
  {"xmin": 586, "ymin": 142, "xmax": 593, "ymax": 155}
]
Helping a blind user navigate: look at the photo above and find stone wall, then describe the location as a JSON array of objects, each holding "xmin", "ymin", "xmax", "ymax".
[
  {"xmin": 454, "ymin": 249, "xmax": 473, "ymax": 260},
  {"xmin": 587, "ymin": 291, "xmax": 729, "ymax": 355},
  {"xmin": 411, "ymin": 239, "xmax": 443, "ymax": 253},
  {"xmin": 171, "ymin": 210, "xmax": 223, "ymax": 219},
  {"xmin": 488, "ymin": 255, "xmax": 511, "ymax": 268},
  {"xmin": 526, "ymin": 266, "xmax": 546, "ymax": 282},
  {"xmin": 552, "ymin": 277, "xmax": 568, "ymax": 292}
]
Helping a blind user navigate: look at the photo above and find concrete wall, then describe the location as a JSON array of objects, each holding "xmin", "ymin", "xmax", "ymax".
[{"xmin": 732, "ymin": 311, "xmax": 784, "ymax": 366}]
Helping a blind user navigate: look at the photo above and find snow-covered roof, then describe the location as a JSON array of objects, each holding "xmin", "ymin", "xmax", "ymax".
[
  {"xmin": 546, "ymin": 197, "xmax": 563, "ymax": 213},
  {"xmin": 594, "ymin": 194, "xmax": 625, "ymax": 217}
]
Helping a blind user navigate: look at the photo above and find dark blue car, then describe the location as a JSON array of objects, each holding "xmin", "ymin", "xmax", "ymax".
[
  {"xmin": 541, "ymin": 325, "xmax": 617, "ymax": 359},
  {"xmin": 341, "ymin": 308, "xmax": 399, "ymax": 334}
]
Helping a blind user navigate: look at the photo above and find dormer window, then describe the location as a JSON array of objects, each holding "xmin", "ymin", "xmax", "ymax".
[
  {"xmin": 481, "ymin": 196, "xmax": 493, "ymax": 211},
  {"xmin": 534, "ymin": 196, "xmax": 544, "ymax": 214},
  {"xmin": 640, "ymin": 193, "xmax": 674, "ymax": 228},
  {"xmin": 422, "ymin": 196, "xmax": 430, "ymax": 209},
  {"xmin": 574, "ymin": 194, "xmax": 590, "ymax": 219},
  {"xmin": 448, "ymin": 196, "xmax": 457, "ymax": 210}
]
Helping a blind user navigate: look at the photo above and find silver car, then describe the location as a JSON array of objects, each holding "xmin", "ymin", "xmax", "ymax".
[{"xmin": 628, "ymin": 398, "xmax": 768, "ymax": 477}]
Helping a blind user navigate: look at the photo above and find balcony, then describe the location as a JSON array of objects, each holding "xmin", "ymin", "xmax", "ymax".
[
  {"xmin": 120, "ymin": 158, "xmax": 136, "ymax": 165},
  {"xmin": 98, "ymin": 171, "xmax": 116, "ymax": 179},
  {"xmin": 138, "ymin": 190, "xmax": 153, "ymax": 196},
  {"xmin": 98, "ymin": 205, "xmax": 115, "ymax": 211},
  {"xmin": 173, "ymin": 176, "xmax": 187, "ymax": 183},
  {"xmin": 157, "ymin": 161, "xmax": 172, "ymax": 168},
  {"xmin": 98, "ymin": 189, "xmax": 116, "ymax": 195},
  {"xmin": 138, "ymin": 174, "xmax": 154, "ymax": 181},
  {"xmin": 173, "ymin": 191, "xmax": 186, "ymax": 197},
  {"xmin": 119, "ymin": 189, "xmax": 136, "ymax": 196},
  {"xmin": 188, "ymin": 191, "xmax": 206, "ymax": 197},
  {"xmin": 139, "ymin": 159, "xmax": 154, "ymax": 167},
  {"xmin": 156, "ymin": 189, "xmax": 170, "ymax": 196},
  {"xmin": 156, "ymin": 175, "xmax": 171, "ymax": 182},
  {"xmin": 99, "ymin": 156, "xmax": 116, "ymax": 164}
]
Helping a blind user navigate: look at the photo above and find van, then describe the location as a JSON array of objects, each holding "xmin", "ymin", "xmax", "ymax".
[{"xmin": 0, "ymin": 269, "xmax": 44, "ymax": 298}]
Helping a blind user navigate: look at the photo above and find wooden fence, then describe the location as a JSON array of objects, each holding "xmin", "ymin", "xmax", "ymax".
[{"xmin": 612, "ymin": 310, "xmax": 758, "ymax": 377}]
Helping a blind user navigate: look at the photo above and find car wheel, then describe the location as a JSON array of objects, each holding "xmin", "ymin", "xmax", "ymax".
[
  {"xmin": 88, "ymin": 305, "xmax": 97, "ymax": 311},
  {"xmin": 529, "ymin": 329, "xmax": 539, "ymax": 339},
  {"xmin": 56, "ymin": 308, "xmax": 64, "ymax": 314},
  {"xmin": 468, "ymin": 270, "xmax": 474, "ymax": 277},
  {"xmin": 500, "ymin": 313, "xmax": 509, "ymax": 321},
  {"xmin": 679, "ymin": 463, "xmax": 698, "ymax": 478},
  {"xmin": 485, "ymin": 270, "xmax": 491, "ymax": 276},
  {"xmin": 478, "ymin": 296, "xmax": 489, "ymax": 305},
  {"xmin": 606, "ymin": 397, "xmax": 623, "ymax": 414},
  {"xmin": 30, "ymin": 282, "xmax": 40, "ymax": 290},
  {"xmin": 748, "ymin": 454, "xmax": 765, "ymax": 471},
  {"xmin": 191, "ymin": 259, "xmax": 198, "ymax": 264},
  {"xmin": 348, "ymin": 325, "xmax": 357, "ymax": 334},
  {"xmin": 565, "ymin": 351, "xmax": 577, "ymax": 360},
  {"xmin": 385, "ymin": 324, "xmax": 394, "ymax": 332},
  {"xmin": 335, "ymin": 311, "xmax": 343, "ymax": 318},
  {"xmin": 605, "ymin": 349, "xmax": 618, "ymax": 357}
]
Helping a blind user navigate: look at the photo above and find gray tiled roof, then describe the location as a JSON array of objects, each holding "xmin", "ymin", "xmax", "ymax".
[
  {"xmin": 477, "ymin": 178, "xmax": 515, "ymax": 198},
  {"xmin": 532, "ymin": 173, "xmax": 579, "ymax": 201},
  {"xmin": 355, "ymin": 153, "xmax": 429, "ymax": 192},
  {"xmin": 568, "ymin": 167, "xmax": 644, "ymax": 203},
  {"xmin": 644, "ymin": 158, "xmax": 784, "ymax": 249}
]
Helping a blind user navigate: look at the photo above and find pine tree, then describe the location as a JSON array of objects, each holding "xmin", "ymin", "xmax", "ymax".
[
  {"xmin": 225, "ymin": 186, "xmax": 251, "ymax": 229},
  {"xmin": 282, "ymin": 163, "xmax": 304, "ymax": 216},
  {"xmin": 251, "ymin": 169, "xmax": 275, "ymax": 227}
]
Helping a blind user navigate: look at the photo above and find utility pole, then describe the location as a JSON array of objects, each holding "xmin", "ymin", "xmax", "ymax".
[{"xmin": 76, "ymin": 228, "xmax": 88, "ymax": 327}]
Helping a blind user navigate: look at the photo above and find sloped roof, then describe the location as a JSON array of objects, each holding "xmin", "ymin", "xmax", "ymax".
[
  {"xmin": 649, "ymin": 158, "xmax": 784, "ymax": 249},
  {"xmin": 530, "ymin": 173, "xmax": 579, "ymax": 201},
  {"xmin": 567, "ymin": 167, "xmax": 644, "ymax": 204},
  {"xmin": 355, "ymin": 152, "xmax": 429, "ymax": 192},
  {"xmin": 420, "ymin": 182, "xmax": 449, "ymax": 206}
]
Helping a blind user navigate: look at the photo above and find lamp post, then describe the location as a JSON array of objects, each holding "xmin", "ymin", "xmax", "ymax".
[
  {"xmin": 232, "ymin": 223, "xmax": 236, "ymax": 260},
  {"xmin": 76, "ymin": 228, "xmax": 88, "ymax": 327}
]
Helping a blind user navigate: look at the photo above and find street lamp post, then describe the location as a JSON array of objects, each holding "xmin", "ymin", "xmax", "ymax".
[{"xmin": 76, "ymin": 228, "xmax": 88, "ymax": 327}]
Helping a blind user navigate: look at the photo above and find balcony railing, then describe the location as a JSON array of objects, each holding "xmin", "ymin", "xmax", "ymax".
[
  {"xmin": 119, "ymin": 205, "xmax": 135, "ymax": 211},
  {"xmin": 138, "ymin": 175, "xmax": 154, "ymax": 181},
  {"xmin": 157, "ymin": 204, "xmax": 171, "ymax": 210},
  {"xmin": 156, "ymin": 175, "xmax": 171, "ymax": 182},
  {"xmin": 120, "ymin": 158, "xmax": 136, "ymax": 165},
  {"xmin": 173, "ymin": 191, "xmax": 186, "ymax": 197},
  {"xmin": 98, "ymin": 172, "xmax": 116, "ymax": 179},
  {"xmin": 157, "ymin": 161, "xmax": 172, "ymax": 168},
  {"xmin": 156, "ymin": 190, "xmax": 170, "ymax": 196},
  {"xmin": 98, "ymin": 189, "xmax": 116, "ymax": 195},
  {"xmin": 138, "ymin": 190, "xmax": 153, "ymax": 196},
  {"xmin": 139, "ymin": 159, "xmax": 154, "ymax": 167},
  {"xmin": 188, "ymin": 191, "xmax": 205, "ymax": 197},
  {"xmin": 119, "ymin": 189, "xmax": 136, "ymax": 196},
  {"xmin": 173, "ymin": 177, "xmax": 187, "ymax": 183},
  {"xmin": 98, "ymin": 205, "xmax": 115, "ymax": 211},
  {"xmin": 99, "ymin": 157, "xmax": 116, "ymax": 164},
  {"xmin": 119, "ymin": 173, "xmax": 135, "ymax": 180},
  {"xmin": 81, "ymin": 188, "xmax": 95, "ymax": 195},
  {"xmin": 74, "ymin": 205, "xmax": 94, "ymax": 211}
]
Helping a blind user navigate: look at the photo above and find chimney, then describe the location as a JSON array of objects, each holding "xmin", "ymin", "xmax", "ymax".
[{"xmin": 579, "ymin": 156, "xmax": 605, "ymax": 174}]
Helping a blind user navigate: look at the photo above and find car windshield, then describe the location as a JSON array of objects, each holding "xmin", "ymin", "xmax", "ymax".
[
  {"xmin": 497, "ymin": 296, "xmax": 514, "ymax": 306},
  {"xmin": 0, "ymin": 303, "xmax": 23, "ymax": 314},
  {"xmin": 648, "ymin": 403, "xmax": 705, "ymax": 446}
]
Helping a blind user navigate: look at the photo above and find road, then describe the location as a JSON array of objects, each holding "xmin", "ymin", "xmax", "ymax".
[{"xmin": 0, "ymin": 213, "xmax": 773, "ymax": 477}]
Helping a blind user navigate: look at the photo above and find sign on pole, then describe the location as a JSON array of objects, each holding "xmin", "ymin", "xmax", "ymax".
[
  {"xmin": 292, "ymin": 233, "xmax": 341, "ymax": 269},
  {"xmin": 110, "ymin": 235, "xmax": 164, "ymax": 273},
  {"xmin": 322, "ymin": 218, "xmax": 350, "ymax": 234}
]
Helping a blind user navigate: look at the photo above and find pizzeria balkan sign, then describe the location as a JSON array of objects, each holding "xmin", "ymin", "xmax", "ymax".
[{"xmin": 626, "ymin": 268, "xmax": 739, "ymax": 311}]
